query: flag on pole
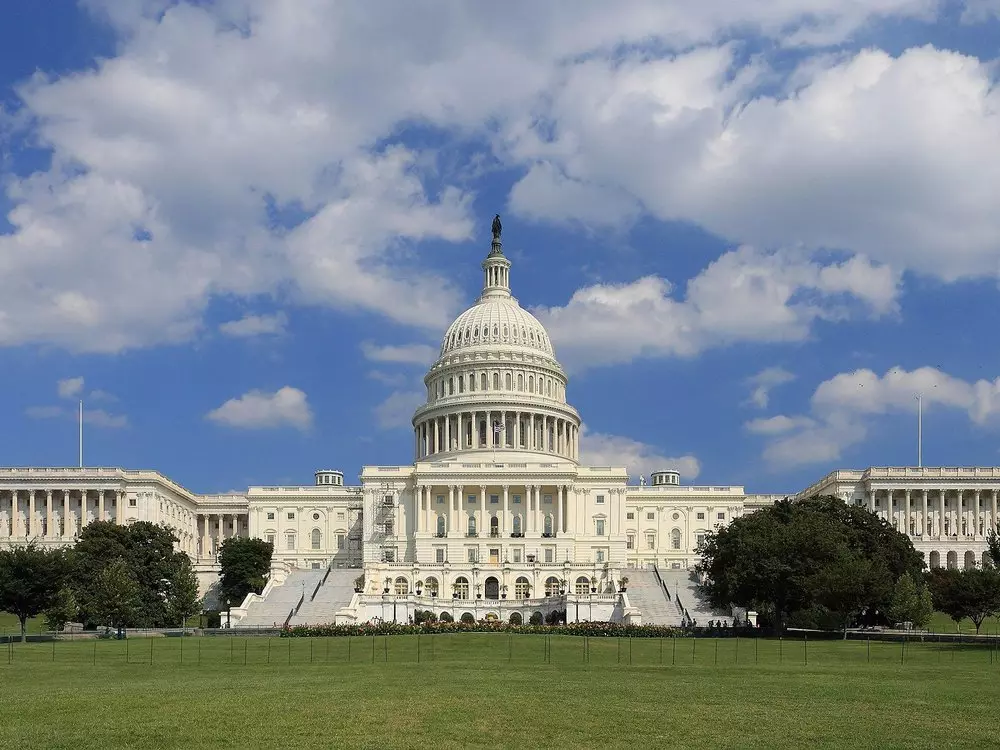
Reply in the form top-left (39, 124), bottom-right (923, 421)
top-left (493, 421), bottom-right (504, 435)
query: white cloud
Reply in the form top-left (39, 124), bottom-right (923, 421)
top-left (206, 387), bottom-right (312, 430)
top-left (374, 390), bottom-right (424, 430)
top-left (219, 312), bottom-right (288, 338)
top-left (361, 342), bottom-right (438, 367)
top-left (0, 2), bottom-right (977, 353)
top-left (57, 377), bottom-right (85, 399)
top-left (368, 371), bottom-right (410, 388)
top-left (579, 425), bottom-right (700, 482)
top-left (961, 1), bottom-right (1000, 21)
top-left (753, 366), bottom-right (1000, 469)
top-left (536, 246), bottom-right (899, 371)
top-left (745, 367), bottom-right (796, 409)
top-left (505, 44), bottom-right (1000, 282)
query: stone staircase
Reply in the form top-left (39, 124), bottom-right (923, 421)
top-left (659, 569), bottom-right (735, 626)
top-left (289, 569), bottom-right (358, 626)
top-left (625, 570), bottom-right (684, 626)
top-left (236, 569), bottom-right (325, 628)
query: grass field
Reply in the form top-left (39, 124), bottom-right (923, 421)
top-left (2, 634), bottom-right (1000, 749)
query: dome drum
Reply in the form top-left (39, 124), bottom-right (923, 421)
top-left (651, 471), bottom-right (681, 487)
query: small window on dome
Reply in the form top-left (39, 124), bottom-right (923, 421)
top-left (493, 324), bottom-right (499, 338)
top-left (528, 375), bottom-right (534, 391)
top-left (481, 373), bottom-right (487, 390)
top-left (474, 326), bottom-right (479, 339)
top-left (503, 325), bottom-right (509, 338)
top-left (459, 377), bottom-right (464, 394)
top-left (493, 372), bottom-right (500, 389)
top-left (518, 373), bottom-right (523, 390)
top-left (465, 328), bottom-right (470, 343)
top-left (529, 331), bottom-right (535, 341)
top-left (505, 372), bottom-right (512, 390)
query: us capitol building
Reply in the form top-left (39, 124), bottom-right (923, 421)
top-left (1, 218), bottom-right (998, 626)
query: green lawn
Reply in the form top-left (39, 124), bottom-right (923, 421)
top-left (2, 634), bottom-right (1000, 749)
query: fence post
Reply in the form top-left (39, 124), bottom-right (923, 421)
top-left (93, 639), bottom-right (97, 666)
top-left (900, 637), bottom-right (905, 666)
top-left (150, 637), bottom-right (153, 666)
top-left (754, 635), bottom-right (758, 664)
top-left (867, 638), bottom-right (870, 664)
top-left (779, 636), bottom-right (782, 665)
top-left (266, 637), bottom-right (271, 665)
top-left (804, 633), bottom-right (807, 666)
top-left (52, 636), bottom-right (56, 662)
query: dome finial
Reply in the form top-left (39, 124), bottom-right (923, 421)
top-left (491, 214), bottom-right (502, 240)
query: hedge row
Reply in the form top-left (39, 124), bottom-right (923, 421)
top-left (281, 620), bottom-right (695, 638)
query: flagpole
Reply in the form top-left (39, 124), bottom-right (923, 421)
top-left (79, 400), bottom-right (83, 468)
top-left (915, 394), bottom-right (922, 468)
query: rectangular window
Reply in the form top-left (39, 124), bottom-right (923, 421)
top-left (543, 494), bottom-right (552, 504)
top-left (696, 512), bottom-right (705, 521)
top-left (513, 495), bottom-right (522, 504)
top-left (337, 534), bottom-right (345, 550)
top-left (267, 512), bottom-right (275, 521)
top-left (128, 498), bottom-right (137, 507)
top-left (383, 495), bottom-right (393, 506)
top-left (467, 548), bottom-right (478, 563)
top-left (468, 495), bottom-right (476, 504)
top-left (717, 512), bottom-right (725, 520)
top-left (596, 494), bottom-right (605, 504)
top-left (287, 512), bottom-right (296, 520)
top-left (626, 512), bottom-right (635, 521)
top-left (490, 495), bottom-right (499, 505)
top-left (437, 495), bottom-right (445, 504)
top-left (435, 548), bottom-right (445, 563)
top-left (626, 535), bottom-right (634, 549)
top-left (596, 549), bottom-right (606, 563)
top-left (311, 562), bottom-right (321, 570)
top-left (696, 533), bottom-right (705, 546)
top-left (512, 548), bottom-right (522, 563)
top-left (286, 535), bottom-right (295, 550)
top-left (646, 533), bottom-right (656, 549)
top-left (337, 512), bottom-right (344, 520)
top-left (595, 519), bottom-right (606, 536)
top-left (646, 512), bottom-right (655, 521)
top-left (384, 548), bottom-right (396, 563)
top-left (544, 548), bottom-right (554, 563)
top-left (266, 534), bottom-right (275, 545)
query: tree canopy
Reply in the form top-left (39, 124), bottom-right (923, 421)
top-left (926, 567), bottom-right (1000, 634)
top-left (697, 495), bottom-right (924, 633)
top-left (218, 537), bottom-right (273, 606)
top-left (0, 545), bottom-right (70, 641)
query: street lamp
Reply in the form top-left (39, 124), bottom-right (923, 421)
top-left (226, 598), bottom-right (231, 629)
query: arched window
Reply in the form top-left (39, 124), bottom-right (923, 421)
top-left (479, 420), bottom-right (487, 447)
top-left (964, 551), bottom-right (977, 569)
top-left (481, 373), bottom-right (488, 390)
top-left (929, 551), bottom-right (941, 568)
top-left (505, 372), bottom-right (512, 390)
top-left (543, 514), bottom-right (553, 537)
top-left (493, 372), bottom-right (500, 390)
top-left (468, 515), bottom-right (477, 536)
top-left (473, 326), bottom-right (479, 339)
top-left (671, 528), bottom-right (681, 550)
top-left (575, 576), bottom-right (590, 595)
top-left (458, 377), bottom-right (464, 394)
top-left (490, 516), bottom-right (499, 537)
top-left (425, 577), bottom-right (439, 597)
top-left (454, 576), bottom-right (470, 599)
top-left (493, 324), bottom-right (499, 338)
top-left (512, 515), bottom-right (522, 535)
top-left (394, 577), bottom-right (409, 596)
top-left (545, 576), bottom-right (561, 596)
top-left (311, 528), bottom-right (321, 550)
top-left (518, 373), bottom-right (524, 390)
top-left (528, 375), bottom-right (534, 392)
top-left (436, 515), bottom-right (446, 536)
top-left (515, 576), bottom-right (530, 599)
top-left (448, 378), bottom-right (454, 395)
top-left (503, 325), bottom-right (509, 338)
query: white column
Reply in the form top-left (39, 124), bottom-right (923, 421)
top-left (45, 490), bottom-right (53, 538)
top-left (938, 490), bottom-right (945, 536)
top-left (958, 490), bottom-right (964, 536)
top-left (98, 491), bottom-right (105, 523)
top-left (63, 491), bottom-right (71, 538)
top-left (448, 485), bottom-right (456, 535)
top-left (502, 485), bottom-right (509, 535)
top-left (12, 491), bottom-right (21, 538)
top-left (480, 485), bottom-right (487, 537)
top-left (992, 490), bottom-right (998, 533)
top-left (26, 491), bottom-right (34, 537)
top-left (445, 416), bottom-right (451, 452)
top-left (432, 419), bottom-right (439, 455)
top-left (904, 490), bottom-right (911, 536)
top-left (921, 491), bottom-right (928, 537)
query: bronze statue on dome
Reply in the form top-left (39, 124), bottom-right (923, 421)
top-left (491, 214), bottom-right (502, 240)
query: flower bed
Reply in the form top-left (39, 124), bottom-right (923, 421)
top-left (280, 620), bottom-right (688, 638)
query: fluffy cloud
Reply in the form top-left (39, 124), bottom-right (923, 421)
top-left (57, 377), bottom-right (85, 399)
top-left (219, 312), bottom-right (288, 338)
top-left (536, 246), bottom-right (899, 370)
top-left (579, 425), bottom-right (700, 482)
top-left (745, 367), bottom-right (796, 409)
top-left (361, 342), bottom-right (438, 367)
top-left (374, 390), bottom-right (424, 430)
top-left (506, 44), bottom-right (1000, 282)
top-left (206, 386), bottom-right (312, 430)
top-left (3, 1), bottom-right (985, 354)
top-left (752, 366), bottom-right (1000, 469)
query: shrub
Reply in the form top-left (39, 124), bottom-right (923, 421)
top-left (460, 612), bottom-right (475, 624)
top-left (529, 611), bottom-right (543, 626)
top-left (509, 612), bottom-right (523, 625)
top-left (439, 612), bottom-right (454, 623)
top-left (204, 610), bottom-right (222, 629)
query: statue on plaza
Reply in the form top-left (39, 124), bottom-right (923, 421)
top-left (492, 213), bottom-right (502, 240)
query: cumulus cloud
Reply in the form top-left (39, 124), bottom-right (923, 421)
top-left (745, 367), bottom-right (796, 409)
top-left (219, 312), bottom-right (288, 338)
top-left (579, 425), bottom-right (700, 482)
top-left (505, 44), bottom-right (1000, 282)
top-left (536, 246), bottom-right (899, 371)
top-left (752, 366), bottom-right (1000, 469)
top-left (374, 390), bottom-right (424, 430)
top-left (57, 377), bottom-right (85, 399)
top-left (206, 387), bottom-right (312, 430)
top-left (1, 1), bottom-right (987, 355)
top-left (362, 342), bottom-right (438, 367)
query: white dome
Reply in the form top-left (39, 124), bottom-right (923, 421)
top-left (439, 297), bottom-right (556, 359)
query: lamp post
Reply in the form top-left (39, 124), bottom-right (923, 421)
top-left (226, 598), bottom-right (231, 629)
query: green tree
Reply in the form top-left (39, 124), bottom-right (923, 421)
top-left (85, 558), bottom-right (141, 637)
top-left (218, 537), bottom-right (273, 606)
top-left (72, 521), bottom-right (187, 628)
top-left (887, 572), bottom-right (933, 628)
top-left (986, 529), bottom-right (1000, 569)
top-left (928, 568), bottom-right (1000, 634)
top-left (44, 586), bottom-right (79, 633)
top-left (697, 495), bottom-right (922, 633)
top-left (166, 555), bottom-right (202, 633)
top-left (0, 545), bottom-right (70, 641)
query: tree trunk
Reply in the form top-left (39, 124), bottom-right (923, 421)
top-left (19, 615), bottom-right (27, 643)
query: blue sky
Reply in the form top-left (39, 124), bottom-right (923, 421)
top-left (1, 1), bottom-right (999, 494)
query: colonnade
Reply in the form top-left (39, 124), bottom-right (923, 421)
top-left (0, 488), bottom-right (123, 539)
top-left (868, 488), bottom-right (1000, 539)
top-left (197, 513), bottom-right (247, 559)
top-left (412, 484), bottom-right (576, 538)
top-left (414, 410), bottom-right (579, 460)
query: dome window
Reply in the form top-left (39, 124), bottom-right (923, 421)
top-left (503, 325), bottom-right (509, 338)
top-left (464, 328), bottom-right (470, 343)
top-left (473, 326), bottom-right (479, 339)
top-left (493, 324), bottom-right (499, 338)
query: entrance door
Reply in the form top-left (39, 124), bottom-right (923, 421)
top-left (485, 576), bottom-right (500, 599)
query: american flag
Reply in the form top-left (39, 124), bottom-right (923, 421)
top-left (493, 421), bottom-right (504, 435)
